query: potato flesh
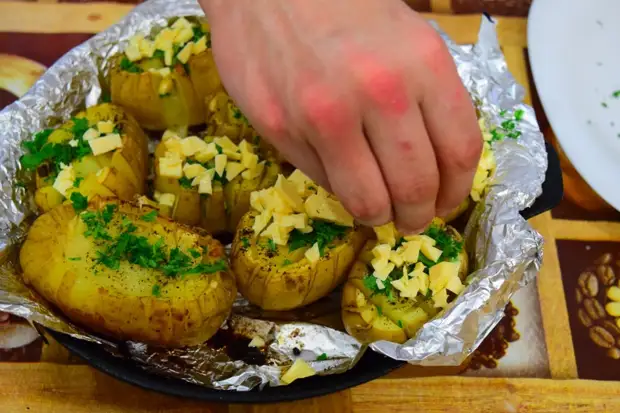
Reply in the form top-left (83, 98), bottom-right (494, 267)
top-left (19, 200), bottom-right (236, 347)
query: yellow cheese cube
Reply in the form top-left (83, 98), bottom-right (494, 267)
top-left (250, 190), bottom-right (265, 212)
top-left (194, 142), bottom-right (219, 163)
top-left (214, 154), bottom-right (227, 177)
top-left (171, 17), bottom-right (193, 30)
top-left (429, 261), bottom-right (460, 293)
top-left (446, 276), bottom-right (464, 295)
top-left (164, 138), bottom-right (183, 157)
top-left (183, 163), bottom-right (207, 179)
top-left (198, 174), bottom-right (213, 195)
top-left (404, 234), bottom-right (436, 246)
top-left (420, 243), bottom-right (442, 263)
top-left (225, 162), bottom-right (245, 181)
top-left (376, 278), bottom-right (386, 290)
top-left (276, 213), bottom-right (308, 229)
top-left (191, 169), bottom-right (214, 187)
top-left (155, 28), bottom-right (176, 46)
top-left (97, 121), bottom-right (115, 134)
top-left (401, 240), bottom-right (421, 263)
top-left (261, 222), bottom-right (289, 246)
top-left (242, 160), bottom-right (265, 180)
top-left (372, 244), bottom-right (392, 262)
top-left (287, 169), bottom-right (313, 195)
top-left (89, 134), bottom-right (123, 156)
top-left (389, 250), bottom-right (404, 267)
top-left (174, 28), bottom-right (194, 45)
top-left (267, 191), bottom-right (293, 214)
top-left (68, 140), bottom-right (78, 148)
top-left (275, 175), bottom-right (304, 212)
top-left (241, 151), bottom-right (259, 170)
top-left (180, 136), bottom-right (208, 157)
top-left (374, 222), bottom-right (398, 247)
top-left (52, 164), bottom-right (75, 197)
top-left (163, 46), bottom-right (174, 66)
top-left (158, 193), bottom-right (176, 207)
top-left (158, 156), bottom-right (183, 178)
top-left (372, 261), bottom-right (395, 281)
top-left (213, 136), bottom-right (238, 153)
top-left (252, 210), bottom-right (273, 236)
top-left (413, 262), bottom-right (425, 273)
top-left (433, 289), bottom-right (449, 309)
top-left (281, 359), bottom-right (316, 385)
top-left (139, 38), bottom-right (156, 58)
top-left (223, 149), bottom-right (242, 160)
top-left (83, 128), bottom-right (100, 141)
top-left (176, 41), bottom-right (194, 64)
top-left (305, 242), bottom-right (321, 264)
top-left (193, 35), bottom-right (207, 55)
top-left (162, 129), bottom-right (179, 141)
top-left (304, 194), bottom-right (354, 227)
top-left (238, 140), bottom-right (253, 154)
top-left (124, 43), bottom-right (142, 62)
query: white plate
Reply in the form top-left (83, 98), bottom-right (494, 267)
top-left (528, 0), bottom-right (620, 210)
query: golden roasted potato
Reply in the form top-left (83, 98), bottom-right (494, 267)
top-left (154, 133), bottom-right (281, 235)
top-left (230, 171), bottom-right (368, 311)
top-left (19, 198), bottom-right (236, 347)
top-left (341, 219), bottom-right (469, 344)
top-left (20, 103), bottom-right (149, 213)
top-left (109, 17), bottom-right (223, 131)
top-left (204, 92), bottom-right (257, 142)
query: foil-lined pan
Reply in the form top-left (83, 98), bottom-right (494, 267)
top-left (0, 0), bottom-right (547, 390)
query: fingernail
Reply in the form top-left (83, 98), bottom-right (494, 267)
top-left (396, 225), bottom-right (425, 236)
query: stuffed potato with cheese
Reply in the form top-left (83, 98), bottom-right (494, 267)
top-left (153, 131), bottom-right (281, 235)
top-left (19, 197), bottom-right (236, 347)
top-left (20, 103), bottom-right (149, 213)
top-left (341, 219), bottom-right (468, 344)
top-left (230, 170), bottom-right (368, 311)
top-left (109, 17), bottom-right (223, 131)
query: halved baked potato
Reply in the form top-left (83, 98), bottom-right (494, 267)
top-left (19, 198), bottom-right (236, 347)
top-left (341, 219), bottom-right (469, 344)
top-left (19, 103), bottom-right (149, 213)
top-left (153, 132), bottom-right (281, 235)
top-left (230, 170), bottom-right (368, 311)
top-left (109, 17), bottom-right (223, 131)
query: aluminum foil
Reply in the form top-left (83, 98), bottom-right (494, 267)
top-left (0, 0), bottom-right (547, 390)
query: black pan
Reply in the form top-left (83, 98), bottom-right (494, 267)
top-left (48, 141), bottom-right (563, 404)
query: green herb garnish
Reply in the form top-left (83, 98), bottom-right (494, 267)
top-left (70, 192), bottom-right (88, 213)
top-left (316, 353), bottom-right (328, 361)
top-left (267, 238), bottom-right (277, 252)
top-left (489, 109), bottom-right (524, 142)
top-left (241, 237), bottom-right (250, 248)
top-left (179, 176), bottom-right (193, 189)
top-left (397, 320), bottom-right (403, 328)
top-left (283, 259), bottom-right (292, 266)
top-left (153, 49), bottom-right (165, 60)
top-left (188, 248), bottom-right (201, 258)
top-left (602, 102), bottom-right (609, 108)
top-left (73, 177), bottom-right (84, 188)
top-left (423, 225), bottom-right (463, 262)
top-left (152, 284), bottom-right (161, 297)
top-left (141, 210), bottom-right (158, 222)
top-left (120, 56), bottom-right (143, 73)
top-left (68, 257), bottom-right (81, 261)
top-left (613, 90), bottom-right (620, 99)
top-left (376, 305), bottom-right (383, 316)
top-left (288, 220), bottom-right (348, 255)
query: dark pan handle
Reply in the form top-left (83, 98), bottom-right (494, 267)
top-left (521, 141), bottom-right (563, 220)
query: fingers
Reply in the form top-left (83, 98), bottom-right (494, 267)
top-left (364, 103), bottom-right (439, 234)
top-left (416, 32), bottom-right (482, 218)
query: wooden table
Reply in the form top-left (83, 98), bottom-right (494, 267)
top-left (2, 2), bottom-right (620, 412)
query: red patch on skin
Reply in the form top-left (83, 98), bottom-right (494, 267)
top-left (298, 77), bottom-right (352, 137)
top-left (398, 140), bottom-right (414, 153)
top-left (349, 54), bottom-right (410, 116)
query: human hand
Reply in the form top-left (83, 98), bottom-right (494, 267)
top-left (200, 0), bottom-right (482, 233)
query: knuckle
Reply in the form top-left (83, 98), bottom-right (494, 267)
top-left (417, 31), bottom-right (453, 75)
top-left (298, 84), bottom-right (350, 136)
top-left (390, 175), bottom-right (438, 206)
top-left (345, 194), bottom-right (391, 225)
top-left (444, 132), bottom-right (483, 173)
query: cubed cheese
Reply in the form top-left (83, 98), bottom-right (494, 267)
top-left (433, 289), bottom-right (449, 309)
top-left (153, 191), bottom-right (162, 202)
top-left (401, 240), bottom-right (421, 263)
top-left (158, 156), bottom-right (183, 178)
top-left (163, 46), bottom-right (174, 66)
top-left (124, 43), bottom-right (142, 62)
top-left (89, 133), bottom-right (123, 156)
top-left (372, 261), bottom-right (395, 281)
top-left (194, 142), bottom-right (219, 163)
top-left (158, 193), bottom-right (176, 207)
top-left (242, 160), bottom-right (265, 180)
top-left (241, 151), bottom-right (259, 171)
top-left (223, 149), bottom-right (242, 160)
top-left (225, 162), bottom-right (245, 181)
top-left (68, 140), bottom-right (78, 148)
top-left (238, 140), bottom-right (253, 154)
top-left (162, 129), bottom-right (179, 141)
top-left (252, 210), bottom-right (273, 236)
top-left (214, 154), bottom-right (227, 177)
top-left (157, 67), bottom-right (171, 77)
top-left (191, 169), bottom-right (215, 187)
top-left (158, 77), bottom-right (173, 96)
top-left (183, 162), bottom-right (207, 179)
top-left (164, 138), bottom-right (183, 157)
top-left (52, 164), bottom-right (75, 197)
top-left (287, 169), bottom-right (313, 195)
top-left (446, 276), bottom-right (465, 295)
top-left (193, 35), bottom-right (207, 54)
top-left (171, 17), bottom-right (193, 30)
top-left (176, 41), bottom-right (194, 64)
top-left (376, 278), bottom-right (385, 290)
top-left (155, 28), bottom-right (175, 47)
top-left (250, 190), bottom-right (265, 212)
top-left (265, 191), bottom-right (293, 214)
top-left (139, 38), bottom-right (156, 58)
top-left (180, 136), bottom-right (208, 157)
top-left (174, 27), bottom-right (194, 45)
top-left (305, 242), bottom-right (321, 264)
top-left (213, 136), bottom-right (238, 153)
top-left (97, 121), bottom-right (115, 134)
top-left (261, 222), bottom-right (289, 246)
top-left (275, 175), bottom-right (304, 212)
top-left (304, 194), bottom-right (354, 227)
top-left (276, 213), bottom-right (308, 230)
top-left (389, 250), bottom-right (404, 267)
top-left (374, 222), bottom-right (398, 247)
top-left (281, 359), bottom-right (316, 385)
top-left (420, 243), bottom-right (442, 263)
top-left (83, 128), bottom-right (100, 141)
top-left (198, 174), bottom-right (213, 195)
top-left (429, 261), bottom-right (460, 293)
top-left (372, 244), bottom-right (392, 263)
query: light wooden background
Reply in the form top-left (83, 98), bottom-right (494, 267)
top-left (2, 1), bottom-right (620, 412)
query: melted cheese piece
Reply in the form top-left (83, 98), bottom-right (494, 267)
top-left (83, 128), bottom-right (100, 142)
top-left (214, 154), bottom-right (227, 177)
top-left (89, 134), bottom-right (122, 156)
top-left (97, 121), bottom-right (115, 134)
top-left (193, 35), bottom-right (208, 54)
top-left (305, 242), bottom-right (321, 264)
top-left (253, 210), bottom-right (273, 236)
top-left (183, 163), bottom-right (207, 179)
top-left (374, 222), bottom-right (398, 247)
top-left (194, 142), bottom-right (219, 163)
top-left (52, 164), bottom-right (75, 197)
top-left (225, 162), bottom-right (245, 181)
top-left (275, 175), bottom-right (304, 212)
top-left (281, 359), bottom-right (316, 385)
top-left (159, 153), bottom-right (183, 178)
top-left (180, 136), bottom-right (208, 157)
top-left (158, 193), bottom-right (176, 207)
top-left (304, 194), bottom-right (354, 227)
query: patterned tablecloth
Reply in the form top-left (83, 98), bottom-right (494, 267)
top-left (1, 1), bottom-right (620, 411)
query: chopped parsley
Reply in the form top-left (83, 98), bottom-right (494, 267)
top-left (397, 320), bottom-right (403, 328)
top-left (490, 109), bottom-right (524, 141)
top-left (612, 90), bottom-right (620, 99)
top-left (283, 259), bottom-right (292, 266)
top-left (423, 225), bottom-right (463, 262)
top-left (288, 220), bottom-right (348, 255)
top-left (153, 49), bottom-right (165, 60)
top-left (425, 289), bottom-right (433, 299)
top-left (215, 144), bottom-right (223, 154)
top-left (152, 284), bottom-right (161, 297)
top-left (376, 305), bottom-right (383, 316)
top-left (316, 353), bottom-right (328, 361)
top-left (73, 177), bottom-right (84, 188)
top-left (68, 257), bottom-right (81, 261)
top-left (192, 26), bottom-right (205, 43)
top-left (141, 210), bottom-right (158, 222)
top-left (241, 237), bottom-right (250, 248)
top-left (188, 248), bottom-right (202, 258)
top-left (602, 102), bottom-right (609, 108)
top-left (266, 238), bottom-right (277, 252)
top-left (178, 176), bottom-right (193, 189)
top-left (70, 192), bottom-right (88, 213)
top-left (120, 56), bottom-right (143, 73)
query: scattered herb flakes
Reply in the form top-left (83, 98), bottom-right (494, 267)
top-left (215, 144), bottom-right (223, 154)
top-left (141, 210), bottom-right (158, 222)
top-left (490, 109), bottom-right (524, 142)
top-left (192, 26), bottom-right (205, 43)
top-left (152, 284), bottom-right (161, 297)
top-left (178, 176), bottom-right (193, 189)
top-left (423, 225), bottom-right (463, 262)
top-left (612, 90), bottom-right (620, 99)
top-left (241, 237), bottom-right (250, 248)
top-left (376, 305), bottom-right (383, 316)
top-left (120, 57), bottom-right (143, 73)
top-left (283, 259), bottom-right (292, 266)
top-left (153, 49), bottom-right (165, 60)
top-left (316, 353), bottom-right (328, 361)
top-left (267, 238), bottom-right (277, 252)
top-left (68, 257), bottom-right (81, 261)
top-left (514, 109), bottom-right (525, 121)
top-left (425, 289), bottom-right (433, 299)
top-left (602, 102), bottom-right (609, 108)
top-left (188, 248), bottom-right (201, 259)
top-left (397, 320), bottom-right (403, 328)
top-left (70, 192), bottom-right (88, 213)
top-left (73, 177), bottom-right (84, 188)
top-left (288, 220), bottom-right (348, 255)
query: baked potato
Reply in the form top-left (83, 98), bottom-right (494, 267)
top-left (19, 197), bottom-right (236, 347)
top-left (153, 132), bottom-right (281, 235)
top-left (20, 103), bottom-right (149, 213)
top-left (341, 219), bottom-right (469, 344)
top-left (109, 17), bottom-right (223, 131)
top-left (230, 170), bottom-right (368, 311)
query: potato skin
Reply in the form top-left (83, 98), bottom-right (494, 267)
top-left (109, 50), bottom-right (223, 131)
top-left (19, 199), bottom-right (236, 347)
top-left (230, 211), bottom-right (368, 311)
top-left (341, 223), bottom-right (469, 344)
top-left (34, 103), bottom-right (149, 213)
top-left (153, 138), bottom-right (281, 235)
